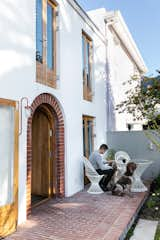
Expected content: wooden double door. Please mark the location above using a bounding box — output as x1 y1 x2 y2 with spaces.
32 104 56 203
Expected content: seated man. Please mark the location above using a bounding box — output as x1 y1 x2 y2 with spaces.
89 144 116 191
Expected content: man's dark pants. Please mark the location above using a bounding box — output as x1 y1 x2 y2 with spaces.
96 169 114 191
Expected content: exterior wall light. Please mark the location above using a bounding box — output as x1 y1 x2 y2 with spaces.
19 97 31 136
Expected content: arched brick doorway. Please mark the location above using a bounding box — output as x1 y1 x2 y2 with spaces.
26 93 65 215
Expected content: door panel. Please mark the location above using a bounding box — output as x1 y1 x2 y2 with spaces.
0 101 19 237
32 108 52 197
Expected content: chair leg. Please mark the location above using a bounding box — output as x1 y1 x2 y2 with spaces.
87 182 104 194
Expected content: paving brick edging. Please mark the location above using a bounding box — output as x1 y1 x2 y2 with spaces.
119 192 149 240
26 93 65 215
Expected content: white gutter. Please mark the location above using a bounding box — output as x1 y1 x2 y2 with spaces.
105 11 148 74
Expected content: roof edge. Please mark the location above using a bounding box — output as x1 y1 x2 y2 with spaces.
66 0 106 43
105 10 148 74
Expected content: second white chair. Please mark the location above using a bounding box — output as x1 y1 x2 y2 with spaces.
114 151 131 181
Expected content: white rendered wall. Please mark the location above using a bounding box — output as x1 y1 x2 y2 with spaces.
59 0 107 197
107 28 135 131
0 0 107 223
0 0 35 224
107 131 160 180
88 9 144 132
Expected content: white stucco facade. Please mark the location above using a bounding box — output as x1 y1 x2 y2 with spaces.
0 0 107 224
0 0 147 226
88 8 147 131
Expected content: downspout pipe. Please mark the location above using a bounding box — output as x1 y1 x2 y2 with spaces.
104 18 114 137
104 19 109 135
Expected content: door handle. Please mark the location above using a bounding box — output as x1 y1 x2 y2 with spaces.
49 151 54 158
49 151 52 158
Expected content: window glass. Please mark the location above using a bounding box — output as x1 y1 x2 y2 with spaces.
86 42 91 88
85 42 89 74
82 33 92 100
47 3 54 69
83 120 85 156
0 106 14 206
36 0 43 63
83 117 94 158
82 36 85 78
88 120 93 156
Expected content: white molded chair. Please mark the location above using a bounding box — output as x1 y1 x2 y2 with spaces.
115 151 131 181
83 157 104 194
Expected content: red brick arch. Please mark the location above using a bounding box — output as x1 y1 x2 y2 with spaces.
26 93 65 215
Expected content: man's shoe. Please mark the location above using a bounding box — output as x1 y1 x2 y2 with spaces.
103 187 109 192
100 184 109 192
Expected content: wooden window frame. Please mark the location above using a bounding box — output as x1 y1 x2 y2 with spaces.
36 0 57 88
83 116 94 159
82 31 93 102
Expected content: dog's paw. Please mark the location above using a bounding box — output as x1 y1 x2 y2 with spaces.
112 190 124 197
127 192 134 198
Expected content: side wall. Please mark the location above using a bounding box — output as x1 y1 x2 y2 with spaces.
88 8 144 131
59 0 107 198
107 131 160 180
107 27 135 131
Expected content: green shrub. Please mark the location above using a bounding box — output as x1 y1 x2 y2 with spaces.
154 224 160 240
104 149 116 161
146 198 156 209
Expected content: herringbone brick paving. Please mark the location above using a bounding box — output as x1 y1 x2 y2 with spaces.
5 190 147 240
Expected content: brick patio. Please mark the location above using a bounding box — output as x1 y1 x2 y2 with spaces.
5 190 148 240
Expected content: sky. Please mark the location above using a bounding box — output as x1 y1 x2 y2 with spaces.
77 0 160 76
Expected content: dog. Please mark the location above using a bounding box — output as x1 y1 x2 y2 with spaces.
112 162 137 197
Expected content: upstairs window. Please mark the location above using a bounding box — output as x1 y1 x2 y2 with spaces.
36 0 57 88
82 32 93 101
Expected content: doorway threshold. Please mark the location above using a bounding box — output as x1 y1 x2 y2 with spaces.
31 195 50 208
